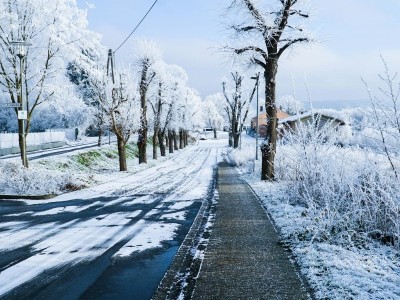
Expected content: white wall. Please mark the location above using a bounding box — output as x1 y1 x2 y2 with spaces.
0 131 66 155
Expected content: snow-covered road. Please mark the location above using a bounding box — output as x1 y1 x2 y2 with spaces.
0 140 224 299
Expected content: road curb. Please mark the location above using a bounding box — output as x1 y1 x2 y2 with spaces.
0 194 58 200
152 166 218 300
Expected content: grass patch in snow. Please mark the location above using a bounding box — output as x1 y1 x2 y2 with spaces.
73 150 102 167
71 143 138 169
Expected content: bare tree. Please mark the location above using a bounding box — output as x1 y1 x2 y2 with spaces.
137 58 155 164
201 100 224 139
158 101 174 156
226 0 313 180
222 71 256 148
87 70 138 172
150 81 163 159
109 79 137 172
135 41 161 164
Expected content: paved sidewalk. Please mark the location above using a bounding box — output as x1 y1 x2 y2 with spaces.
192 162 309 300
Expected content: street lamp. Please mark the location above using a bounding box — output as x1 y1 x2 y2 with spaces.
251 72 260 161
10 40 31 168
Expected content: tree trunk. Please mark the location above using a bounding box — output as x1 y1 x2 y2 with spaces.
138 63 149 164
168 130 174 153
184 130 188 147
17 119 28 168
117 136 127 171
213 128 217 139
173 130 178 150
233 121 239 148
261 59 278 181
233 135 239 148
179 129 184 149
158 131 166 156
152 128 158 160
97 128 103 147
138 130 147 164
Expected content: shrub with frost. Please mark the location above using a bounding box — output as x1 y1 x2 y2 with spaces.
275 115 400 248
0 161 74 195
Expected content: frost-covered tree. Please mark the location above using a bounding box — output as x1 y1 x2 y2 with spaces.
66 50 107 143
202 99 224 138
178 87 203 148
155 68 198 153
92 70 138 171
0 0 102 167
226 0 313 180
158 64 189 156
29 84 92 132
134 40 161 164
277 95 304 115
205 93 230 130
222 71 257 148
67 51 109 146
148 61 170 159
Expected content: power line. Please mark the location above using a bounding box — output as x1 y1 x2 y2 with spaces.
113 0 159 54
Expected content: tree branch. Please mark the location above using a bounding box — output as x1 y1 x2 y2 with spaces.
278 37 309 57
234 46 268 61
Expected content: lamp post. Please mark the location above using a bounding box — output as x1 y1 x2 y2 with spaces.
251 73 260 161
10 40 31 168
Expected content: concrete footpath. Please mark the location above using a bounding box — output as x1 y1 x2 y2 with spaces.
192 162 310 300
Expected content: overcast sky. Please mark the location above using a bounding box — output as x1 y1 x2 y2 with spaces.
77 0 400 107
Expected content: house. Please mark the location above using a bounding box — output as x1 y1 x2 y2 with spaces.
278 111 351 142
250 106 290 137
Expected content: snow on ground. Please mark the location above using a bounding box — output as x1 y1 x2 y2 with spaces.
161 211 187 221
233 134 400 300
114 221 180 257
242 175 400 299
0 136 226 297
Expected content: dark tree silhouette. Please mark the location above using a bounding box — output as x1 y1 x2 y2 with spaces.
227 0 312 180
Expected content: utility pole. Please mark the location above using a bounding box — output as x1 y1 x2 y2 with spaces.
251 73 260 161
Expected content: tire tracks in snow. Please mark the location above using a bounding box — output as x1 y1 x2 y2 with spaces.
0 145 218 298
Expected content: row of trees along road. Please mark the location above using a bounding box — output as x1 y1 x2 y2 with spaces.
71 40 202 172
226 0 313 180
0 0 203 171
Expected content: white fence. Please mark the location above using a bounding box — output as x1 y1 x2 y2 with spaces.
0 131 66 155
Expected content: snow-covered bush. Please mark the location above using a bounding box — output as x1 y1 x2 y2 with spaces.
225 146 255 168
275 117 400 248
0 161 74 195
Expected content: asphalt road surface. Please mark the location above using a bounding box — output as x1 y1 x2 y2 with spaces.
0 142 220 299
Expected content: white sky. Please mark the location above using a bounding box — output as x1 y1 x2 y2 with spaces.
77 0 400 105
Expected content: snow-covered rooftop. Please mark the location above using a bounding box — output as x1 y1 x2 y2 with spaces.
279 110 347 125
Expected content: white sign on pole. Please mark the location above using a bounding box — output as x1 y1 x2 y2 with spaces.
18 110 27 120
3 103 21 108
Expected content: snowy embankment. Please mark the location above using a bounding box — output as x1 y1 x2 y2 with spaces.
227 135 400 300
0 142 160 196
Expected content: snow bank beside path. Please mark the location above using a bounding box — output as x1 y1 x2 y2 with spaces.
229 135 400 299
242 173 400 299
